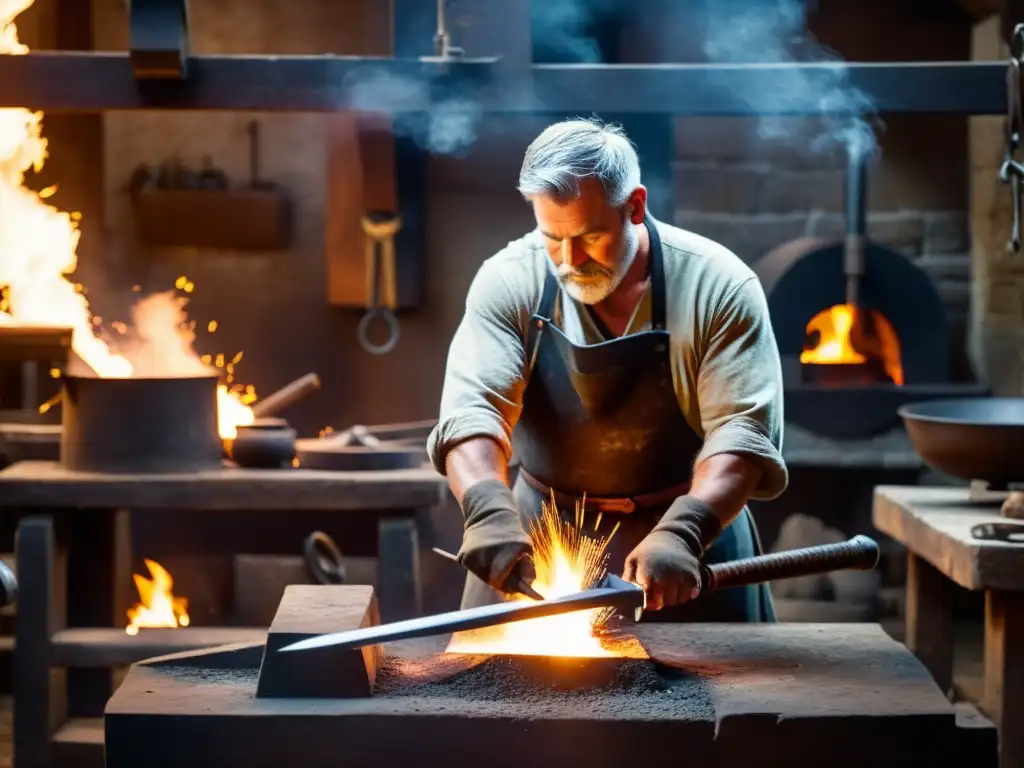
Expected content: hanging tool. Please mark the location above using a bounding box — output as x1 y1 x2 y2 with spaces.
278 535 880 655
303 531 347 584
357 212 402 355
999 24 1024 252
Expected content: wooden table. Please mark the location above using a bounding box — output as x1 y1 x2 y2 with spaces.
1 460 447 768
874 485 1024 768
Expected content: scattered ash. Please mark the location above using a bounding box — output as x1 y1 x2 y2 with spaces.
374 654 715 722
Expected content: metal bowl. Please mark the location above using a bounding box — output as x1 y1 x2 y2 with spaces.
898 398 1024 485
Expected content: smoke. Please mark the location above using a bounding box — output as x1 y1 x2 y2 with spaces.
340 1 879 162
529 0 620 63
116 291 210 378
698 0 882 160
344 67 483 157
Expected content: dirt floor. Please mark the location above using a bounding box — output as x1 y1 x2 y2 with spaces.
0 620 988 767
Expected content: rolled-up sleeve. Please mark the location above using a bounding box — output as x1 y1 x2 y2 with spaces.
426 260 528 475
695 276 787 500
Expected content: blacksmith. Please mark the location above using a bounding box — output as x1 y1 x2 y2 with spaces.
427 118 788 621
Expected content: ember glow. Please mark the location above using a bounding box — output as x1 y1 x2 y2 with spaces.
125 559 190 635
447 496 624 658
801 303 904 385
0 0 255 439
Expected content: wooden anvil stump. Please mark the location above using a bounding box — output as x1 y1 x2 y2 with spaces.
104 586 971 768
255 584 381 698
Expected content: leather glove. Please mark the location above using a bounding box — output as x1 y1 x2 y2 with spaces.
456 479 536 594
623 496 722 611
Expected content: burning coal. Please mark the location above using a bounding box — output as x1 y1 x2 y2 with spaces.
447 495 629 659
0 0 256 439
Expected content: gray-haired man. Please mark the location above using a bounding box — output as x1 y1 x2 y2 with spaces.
427 118 788 622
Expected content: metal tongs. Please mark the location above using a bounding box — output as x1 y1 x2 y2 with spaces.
1000 24 1024 252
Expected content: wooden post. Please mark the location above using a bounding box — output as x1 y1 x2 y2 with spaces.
13 516 60 768
904 552 956 697
983 590 1024 768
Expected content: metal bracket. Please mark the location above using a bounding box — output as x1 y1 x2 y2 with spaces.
129 0 190 80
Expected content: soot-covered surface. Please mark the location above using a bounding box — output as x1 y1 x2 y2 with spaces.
374 653 715 721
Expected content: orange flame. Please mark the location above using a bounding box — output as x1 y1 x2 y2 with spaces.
125 559 190 635
447 497 625 658
0 1 255 439
800 304 904 385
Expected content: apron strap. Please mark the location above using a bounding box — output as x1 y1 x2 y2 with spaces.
527 214 666 356
645 214 667 332
526 267 559 365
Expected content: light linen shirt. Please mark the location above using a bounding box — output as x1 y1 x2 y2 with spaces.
427 218 788 501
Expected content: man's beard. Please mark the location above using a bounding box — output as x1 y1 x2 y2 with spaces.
557 222 639 305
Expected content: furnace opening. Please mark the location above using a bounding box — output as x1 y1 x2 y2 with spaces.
800 304 904 386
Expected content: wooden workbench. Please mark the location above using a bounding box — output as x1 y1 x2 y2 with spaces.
874 485 1024 768
104 623 968 768
1 460 446 768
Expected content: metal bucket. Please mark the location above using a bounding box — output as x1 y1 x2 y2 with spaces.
60 373 223 474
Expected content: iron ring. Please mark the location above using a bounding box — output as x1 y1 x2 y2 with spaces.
357 308 400 355
303 531 346 585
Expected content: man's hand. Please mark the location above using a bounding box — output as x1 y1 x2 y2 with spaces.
622 530 701 611
623 496 722 611
456 478 536 593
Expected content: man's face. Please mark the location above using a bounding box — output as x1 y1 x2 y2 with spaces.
532 178 647 305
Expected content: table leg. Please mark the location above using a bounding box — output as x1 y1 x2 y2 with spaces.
984 590 1024 768
65 509 117 717
376 515 421 623
905 552 954 697
13 516 59 768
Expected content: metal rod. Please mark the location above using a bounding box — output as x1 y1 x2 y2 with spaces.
0 54 1007 115
250 372 321 419
844 148 869 306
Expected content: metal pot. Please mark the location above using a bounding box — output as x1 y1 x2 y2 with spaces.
60 373 222 474
899 398 1024 486
231 418 297 469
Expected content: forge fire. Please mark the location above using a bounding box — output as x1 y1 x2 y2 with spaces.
447 497 646 660
801 303 904 385
0 8 257 439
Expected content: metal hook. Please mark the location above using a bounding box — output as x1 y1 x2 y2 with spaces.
357 308 400 356
357 212 403 355
1002 43 1024 252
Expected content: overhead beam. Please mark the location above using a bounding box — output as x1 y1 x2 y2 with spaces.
0 53 1008 115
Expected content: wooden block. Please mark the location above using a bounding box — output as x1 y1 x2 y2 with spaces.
255 585 380 699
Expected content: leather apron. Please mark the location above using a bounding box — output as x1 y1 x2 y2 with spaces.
460 215 776 623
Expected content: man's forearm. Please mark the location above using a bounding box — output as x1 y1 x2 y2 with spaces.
444 436 510 505
688 452 764 528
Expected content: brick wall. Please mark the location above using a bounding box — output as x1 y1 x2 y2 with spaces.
671 113 972 376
